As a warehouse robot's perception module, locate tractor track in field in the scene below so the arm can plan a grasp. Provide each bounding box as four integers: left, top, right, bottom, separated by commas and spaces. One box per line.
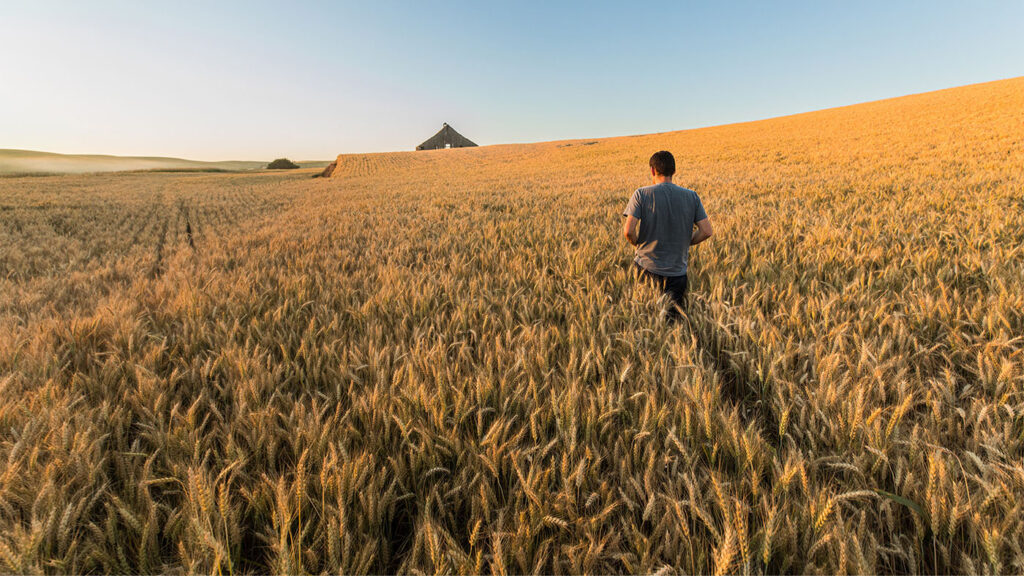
178, 201, 196, 251
150, 216, 169, 279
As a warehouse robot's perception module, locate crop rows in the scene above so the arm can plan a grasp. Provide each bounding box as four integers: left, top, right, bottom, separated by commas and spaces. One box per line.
0, 79, 1022, 573
0, 171, 301, 323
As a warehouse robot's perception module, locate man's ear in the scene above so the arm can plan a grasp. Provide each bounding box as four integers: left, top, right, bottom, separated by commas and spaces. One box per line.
650, 166, 656, 177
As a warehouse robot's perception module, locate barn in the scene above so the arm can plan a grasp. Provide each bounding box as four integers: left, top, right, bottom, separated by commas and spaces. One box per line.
416, 123, 477, 150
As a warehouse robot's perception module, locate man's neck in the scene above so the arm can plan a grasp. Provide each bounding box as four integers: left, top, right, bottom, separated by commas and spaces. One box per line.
652, 175, 673, 185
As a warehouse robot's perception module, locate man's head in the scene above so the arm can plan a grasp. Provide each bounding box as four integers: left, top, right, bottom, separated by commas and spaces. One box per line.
649, 150, 676, 181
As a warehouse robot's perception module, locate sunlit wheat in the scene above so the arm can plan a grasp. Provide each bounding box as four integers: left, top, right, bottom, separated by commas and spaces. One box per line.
0, 78, 1021, 573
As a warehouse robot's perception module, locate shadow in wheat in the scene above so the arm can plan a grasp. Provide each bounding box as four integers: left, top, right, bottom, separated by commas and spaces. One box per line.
680, 294, 781, 446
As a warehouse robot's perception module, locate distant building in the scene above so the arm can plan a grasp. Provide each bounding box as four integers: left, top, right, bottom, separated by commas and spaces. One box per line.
416, 123, 477, 150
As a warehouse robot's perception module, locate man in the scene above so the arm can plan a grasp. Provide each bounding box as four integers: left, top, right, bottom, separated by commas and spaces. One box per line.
622, 150, 713, 320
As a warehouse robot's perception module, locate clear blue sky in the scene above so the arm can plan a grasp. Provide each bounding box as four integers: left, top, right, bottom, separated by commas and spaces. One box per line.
2, 1, 1021, 160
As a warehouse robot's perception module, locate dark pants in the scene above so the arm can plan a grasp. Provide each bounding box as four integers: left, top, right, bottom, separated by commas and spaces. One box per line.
634, 263, 688, 321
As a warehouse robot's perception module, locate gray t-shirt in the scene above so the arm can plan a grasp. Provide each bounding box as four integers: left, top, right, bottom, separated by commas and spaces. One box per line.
622, 182, 707, 277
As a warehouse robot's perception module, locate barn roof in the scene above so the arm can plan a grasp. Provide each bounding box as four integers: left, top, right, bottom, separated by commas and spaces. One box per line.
416, 123, 477, 150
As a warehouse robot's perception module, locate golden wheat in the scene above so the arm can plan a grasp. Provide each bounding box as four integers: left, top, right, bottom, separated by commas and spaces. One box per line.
0, 78, 1021, 573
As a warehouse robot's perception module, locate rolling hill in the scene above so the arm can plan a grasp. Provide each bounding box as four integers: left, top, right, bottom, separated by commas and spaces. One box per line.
0, 149, 330, 175
326, 76, 1022, 184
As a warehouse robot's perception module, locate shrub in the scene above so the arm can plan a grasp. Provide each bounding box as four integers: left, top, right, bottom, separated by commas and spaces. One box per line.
266, 158, 300, 170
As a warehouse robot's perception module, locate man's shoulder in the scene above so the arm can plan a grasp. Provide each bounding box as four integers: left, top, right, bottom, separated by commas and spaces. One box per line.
636, 183, 674, 195
643, 182, 698, 196
674, 184, 701, 201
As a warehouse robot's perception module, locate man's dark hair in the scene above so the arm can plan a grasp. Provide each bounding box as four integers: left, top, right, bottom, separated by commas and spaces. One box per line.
649, 150, 676, 176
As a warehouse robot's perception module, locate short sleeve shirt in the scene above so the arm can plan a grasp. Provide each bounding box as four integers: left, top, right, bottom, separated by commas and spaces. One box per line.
622, 182, 707, 276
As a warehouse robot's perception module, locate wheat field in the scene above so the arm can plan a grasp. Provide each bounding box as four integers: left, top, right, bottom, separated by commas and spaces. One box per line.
1, 78, 1022, 574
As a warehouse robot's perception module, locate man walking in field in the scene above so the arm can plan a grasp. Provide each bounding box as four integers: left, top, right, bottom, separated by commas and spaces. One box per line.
622, 151, 713, 321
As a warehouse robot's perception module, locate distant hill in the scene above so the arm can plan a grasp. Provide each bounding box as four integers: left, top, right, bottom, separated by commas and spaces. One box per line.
0, 149, 330, 175
327, 77, 1023, 182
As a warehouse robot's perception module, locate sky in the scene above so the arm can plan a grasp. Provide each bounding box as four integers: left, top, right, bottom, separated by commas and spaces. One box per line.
1, 1, 1021, 161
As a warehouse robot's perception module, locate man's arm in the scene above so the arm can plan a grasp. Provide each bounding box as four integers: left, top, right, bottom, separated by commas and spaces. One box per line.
691, 217, 713, 245
623, 215, 640, 246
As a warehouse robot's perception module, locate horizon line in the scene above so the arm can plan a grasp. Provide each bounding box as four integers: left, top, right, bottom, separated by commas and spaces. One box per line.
6, 75, 1019, 163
